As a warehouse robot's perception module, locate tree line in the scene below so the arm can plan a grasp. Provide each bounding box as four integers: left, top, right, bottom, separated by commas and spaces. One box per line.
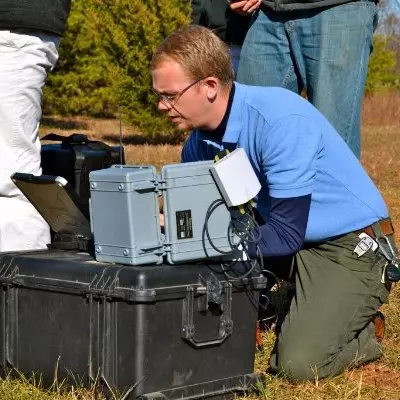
43, 0, 400, 136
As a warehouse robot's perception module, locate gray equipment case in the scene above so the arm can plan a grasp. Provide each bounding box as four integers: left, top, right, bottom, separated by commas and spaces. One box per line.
90, 163, 237, 266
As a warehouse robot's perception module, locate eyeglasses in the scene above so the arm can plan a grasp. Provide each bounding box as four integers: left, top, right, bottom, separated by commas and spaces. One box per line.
152, 77, 204, 107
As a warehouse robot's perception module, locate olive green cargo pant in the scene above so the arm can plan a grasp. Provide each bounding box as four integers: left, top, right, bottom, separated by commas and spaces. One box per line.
269, 232, 390, 382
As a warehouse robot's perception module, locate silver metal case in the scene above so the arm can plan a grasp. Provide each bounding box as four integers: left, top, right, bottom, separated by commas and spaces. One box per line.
162, 161, 235, 264
90, 162, 236, 266
89, 165, 163, 265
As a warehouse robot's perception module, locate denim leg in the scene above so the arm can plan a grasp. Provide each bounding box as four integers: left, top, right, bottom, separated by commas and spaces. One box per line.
229, 45, 242, 77
237, 9, 302, 93
296, 2, 378, 158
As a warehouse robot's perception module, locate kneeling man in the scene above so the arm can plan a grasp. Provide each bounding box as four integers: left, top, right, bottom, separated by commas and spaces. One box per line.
151, 25, 397, 382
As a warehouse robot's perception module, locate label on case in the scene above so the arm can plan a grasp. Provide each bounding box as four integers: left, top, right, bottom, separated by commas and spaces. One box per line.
176, 210, 193, 239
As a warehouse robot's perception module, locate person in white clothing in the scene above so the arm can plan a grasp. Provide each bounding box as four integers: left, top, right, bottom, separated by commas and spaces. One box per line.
0, 1, 71, 251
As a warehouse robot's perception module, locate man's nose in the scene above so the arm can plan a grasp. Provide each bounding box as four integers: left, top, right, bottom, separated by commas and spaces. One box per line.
157, 99, 171, 112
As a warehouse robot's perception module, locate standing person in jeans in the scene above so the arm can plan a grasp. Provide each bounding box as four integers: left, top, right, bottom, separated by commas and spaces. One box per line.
236, 0, 378, 158
191, 0, 261, 73
0, 1, 71, 251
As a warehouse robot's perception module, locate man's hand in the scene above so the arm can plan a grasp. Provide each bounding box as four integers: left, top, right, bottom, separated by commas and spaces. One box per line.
228, 0, 262, 16
160, 213, 165, 229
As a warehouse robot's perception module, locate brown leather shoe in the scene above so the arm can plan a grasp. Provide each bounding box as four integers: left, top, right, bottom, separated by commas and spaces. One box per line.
374, 311, 385, 343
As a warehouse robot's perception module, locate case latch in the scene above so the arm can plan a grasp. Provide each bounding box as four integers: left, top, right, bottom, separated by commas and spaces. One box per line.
181, 274, 233, 348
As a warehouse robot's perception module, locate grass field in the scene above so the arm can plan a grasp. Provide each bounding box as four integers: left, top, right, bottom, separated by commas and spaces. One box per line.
1, 92, 399, 399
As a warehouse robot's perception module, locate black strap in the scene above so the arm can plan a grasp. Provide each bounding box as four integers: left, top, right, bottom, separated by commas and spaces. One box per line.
42, 133, 89, 144
49, 232, 93, 253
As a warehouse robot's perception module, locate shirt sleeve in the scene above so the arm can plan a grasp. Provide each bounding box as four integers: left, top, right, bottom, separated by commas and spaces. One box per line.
261, 114, 321, 198
181, 131, 224, 163
248, 194, 311, 257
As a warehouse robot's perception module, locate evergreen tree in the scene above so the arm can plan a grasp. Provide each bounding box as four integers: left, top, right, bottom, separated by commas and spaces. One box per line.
43, 0, 191, 135
366, 35, 399, 93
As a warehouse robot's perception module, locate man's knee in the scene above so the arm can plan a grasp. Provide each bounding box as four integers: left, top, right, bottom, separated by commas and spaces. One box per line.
272, 351, 321, 382
271, 340, 338, 382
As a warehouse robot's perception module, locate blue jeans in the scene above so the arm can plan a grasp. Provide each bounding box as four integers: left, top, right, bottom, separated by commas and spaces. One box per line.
230, 45, 242, 76
237, 1, 378, 158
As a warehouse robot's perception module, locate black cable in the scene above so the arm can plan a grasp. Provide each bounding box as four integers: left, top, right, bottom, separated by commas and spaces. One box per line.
202, 200, 259, 281
219, 257, 258, 280
203, 199, 237, 256
202, 198, 282, 296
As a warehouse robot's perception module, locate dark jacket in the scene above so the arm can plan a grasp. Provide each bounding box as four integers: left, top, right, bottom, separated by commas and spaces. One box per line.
261, 0, 360, 12
0, 0, 71, 36
192, 0, 251, 46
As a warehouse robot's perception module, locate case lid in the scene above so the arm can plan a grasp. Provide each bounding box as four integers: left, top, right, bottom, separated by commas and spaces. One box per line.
161, 160, 213, 180
0, 250, 267, 302
89, 165, 157, 184
11, 173, 91, 238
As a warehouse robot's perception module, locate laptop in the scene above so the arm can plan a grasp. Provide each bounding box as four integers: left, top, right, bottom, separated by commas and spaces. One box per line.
11, 173, 91, 239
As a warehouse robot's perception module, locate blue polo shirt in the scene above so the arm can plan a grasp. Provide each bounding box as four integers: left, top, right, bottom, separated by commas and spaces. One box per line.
182, 83, 388, 242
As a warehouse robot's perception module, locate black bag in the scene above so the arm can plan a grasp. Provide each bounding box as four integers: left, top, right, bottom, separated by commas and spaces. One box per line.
41, 133, 125, 205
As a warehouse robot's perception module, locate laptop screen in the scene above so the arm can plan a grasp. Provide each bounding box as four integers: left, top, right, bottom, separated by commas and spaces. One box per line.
11, 173, 91, 238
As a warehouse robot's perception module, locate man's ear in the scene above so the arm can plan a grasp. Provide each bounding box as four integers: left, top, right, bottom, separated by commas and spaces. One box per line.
203, 77, 219, 101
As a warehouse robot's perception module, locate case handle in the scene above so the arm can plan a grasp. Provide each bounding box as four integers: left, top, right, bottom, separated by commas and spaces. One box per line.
42, 133, 119, 155
42, 132, 89, 144
181, 284, 233, 348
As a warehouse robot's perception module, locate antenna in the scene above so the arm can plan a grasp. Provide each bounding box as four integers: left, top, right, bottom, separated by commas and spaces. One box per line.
118, 105, 123, 166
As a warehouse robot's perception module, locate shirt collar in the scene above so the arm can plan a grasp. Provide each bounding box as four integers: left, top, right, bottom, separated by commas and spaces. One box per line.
196, 82, 245, 145
222, 82, 244, 144
209, 83, 236, 141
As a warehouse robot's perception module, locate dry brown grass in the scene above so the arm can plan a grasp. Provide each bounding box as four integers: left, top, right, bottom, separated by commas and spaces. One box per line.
362, 90, 400, 127
9, 91, 395, 400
